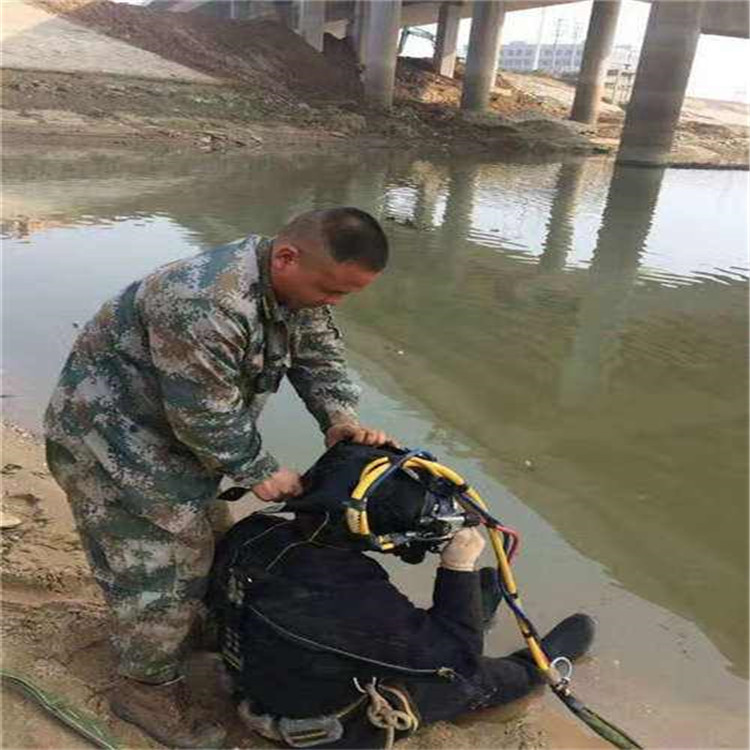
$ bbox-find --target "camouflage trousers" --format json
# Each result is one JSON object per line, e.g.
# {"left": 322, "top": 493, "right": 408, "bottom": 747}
{"left": 45, "top": 439, "right": 234, "bottom": 684}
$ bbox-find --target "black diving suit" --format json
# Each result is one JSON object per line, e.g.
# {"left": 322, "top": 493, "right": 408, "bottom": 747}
{"left": 208, "top": 445, "right": 545, "bottom": 748}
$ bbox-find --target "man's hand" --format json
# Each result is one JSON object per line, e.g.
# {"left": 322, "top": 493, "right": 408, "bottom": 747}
{"left": 251, "top": 467, "right": 303, "bottom": 502}
{"left": 325, "top": 422, "right": 398, "bottom": 449}
{"left": 440, "top": 527, "right": 486, "bottom": 572}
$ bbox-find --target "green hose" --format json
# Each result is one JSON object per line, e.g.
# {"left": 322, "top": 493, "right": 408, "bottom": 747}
{"left": 555, "top": 687, "right": 644, "bottom": 749}
{"left": 0, "top": 669, "right": 122, "bottom": 750}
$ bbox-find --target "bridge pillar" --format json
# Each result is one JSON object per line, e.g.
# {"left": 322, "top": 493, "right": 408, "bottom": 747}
{"left": 433, "top": 2, "right": 461, "bottom": 78}
{"left": 617, "top": 1, "right": 704, "bottom": 166}
{"left": 570, "top": 0, "right": 622, "bottom": 124}
{"left": 347, "top": 1, "right": 369, "bottom": 65}
{"left": 363, "top": 0, "right": 402, "bottom": 109}
{"left": 298, "top": 0, "right": 325, "bottom": 52}
{"left": 461, "top": 0, "right": 506, "bottom": 112}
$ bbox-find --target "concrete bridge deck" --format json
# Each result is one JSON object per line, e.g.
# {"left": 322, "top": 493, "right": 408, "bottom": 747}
{"left": 153, "top": 0, "right": 749, "bottom": 39}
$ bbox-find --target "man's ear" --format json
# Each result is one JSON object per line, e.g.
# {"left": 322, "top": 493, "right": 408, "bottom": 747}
{"left": 271, "top": 243, "right": 301, "bottom": 270}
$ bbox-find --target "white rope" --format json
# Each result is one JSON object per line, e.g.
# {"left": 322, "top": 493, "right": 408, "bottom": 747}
{"left": 362, "top": 682, "right": 419, "bottom": 750}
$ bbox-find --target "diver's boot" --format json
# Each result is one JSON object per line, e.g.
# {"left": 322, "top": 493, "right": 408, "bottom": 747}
{"left": 513, "top": 613, "right": 596, "bottom": 666}
{"left": 479, "top": 567, "right": 503, "bottom": 630}
{"left": 110, "top": 675, "right": 226, "bottom": 748}
{"left": 540, "top": 613, "right": 595, "bottom": 662}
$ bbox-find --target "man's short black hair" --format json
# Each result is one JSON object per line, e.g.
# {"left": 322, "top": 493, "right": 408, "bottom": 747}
{"left": 320, "top": 207, "right": 389, "bottom": 272}
{"left": 282, "top": 207, "right": 389, "bottom": 272}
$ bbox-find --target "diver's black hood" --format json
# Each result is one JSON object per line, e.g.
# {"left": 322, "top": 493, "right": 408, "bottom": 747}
{"left": 281, "top": 442, "right": 434, "bottom": 562}
{"left": 293, "top": 442, "right": 430, "bottom": 535}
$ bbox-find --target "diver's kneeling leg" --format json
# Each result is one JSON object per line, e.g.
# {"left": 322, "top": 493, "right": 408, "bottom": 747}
{"left": 475, "top": 655, "right": 545, "bottom": 707}
{"left": 479, "top": 612, "right": 597, "bottom": 709}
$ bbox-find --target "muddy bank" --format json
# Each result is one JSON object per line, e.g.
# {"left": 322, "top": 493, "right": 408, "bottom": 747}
{"left": 5, "top": 63, "right": 746, "bottom": 167}
{"left": 3, "top": 422, "right": 603, "bottom": 749}
{"left": 0, "top": 65, "right": 611, "bottom": 159}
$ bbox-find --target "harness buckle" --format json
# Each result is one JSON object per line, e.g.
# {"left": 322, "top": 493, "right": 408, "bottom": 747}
{"left": 277, "top": 716, "right": 344, "bottom": 748}
{"left": 237, "top": 700, "right": 345, "bottom": 748}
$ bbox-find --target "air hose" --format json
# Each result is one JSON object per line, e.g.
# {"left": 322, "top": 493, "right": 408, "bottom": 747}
{"left": 351, "top": 454, "right": 644, "bottom": 750}
{"left": 0, "top": 669, "right": 122, "bottom": 750}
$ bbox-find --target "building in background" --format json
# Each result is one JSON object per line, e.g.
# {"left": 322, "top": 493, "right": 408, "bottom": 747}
{"left": 499, "top": 41, "right": 637, "bottom": 75}
{"left": 497, "top": 41, "right": 637, "bottom": 106}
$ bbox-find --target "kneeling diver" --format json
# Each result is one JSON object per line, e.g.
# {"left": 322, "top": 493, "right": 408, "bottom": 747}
{"left": 209, "top": 443, "right": 595, "bottom": 749}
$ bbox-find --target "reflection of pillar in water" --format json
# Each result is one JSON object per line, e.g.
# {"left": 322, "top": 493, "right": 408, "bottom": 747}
{"left": 440, "top": 162, "right": 480, "bottom": 288}
{"left": 559, "top": 165, "right": 665, "bottom": 407}
{"left": 411, "top": 161, "right": 443, "bottom": 229}
{"left": 443, "top": 163, "right": 478, "bottom": 240}
{"left": 539, "top": 160, "right": 586, "bottom": 274}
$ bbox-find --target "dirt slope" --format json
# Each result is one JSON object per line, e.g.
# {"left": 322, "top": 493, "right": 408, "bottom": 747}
{"left": 1, "top": 0, "right": 217, "bottom": 82}
{"left": 32, "top": 0, "right": 362, "bottom": 106}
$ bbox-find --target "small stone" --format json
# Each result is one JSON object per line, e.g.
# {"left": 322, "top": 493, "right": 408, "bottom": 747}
{"left": 1, "top": 513, "right": 23, "bottom": 530}
{"left": 523, "top": 459, "right": 535, "bottom": 471}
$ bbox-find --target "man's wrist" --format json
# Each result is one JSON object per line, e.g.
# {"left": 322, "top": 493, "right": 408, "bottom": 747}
{"left": 439, "top": 562, "right": 478, "bottom": 573}
{"left": 322, "top": 411, "right": 359, "bottom": 433}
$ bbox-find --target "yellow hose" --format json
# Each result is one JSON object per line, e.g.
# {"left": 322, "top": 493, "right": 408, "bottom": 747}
{"left": 349, "top": 454, "right": 642, "bottom": 748}
{"left": 350, "top": 456, "right": 553, "bottom": 676}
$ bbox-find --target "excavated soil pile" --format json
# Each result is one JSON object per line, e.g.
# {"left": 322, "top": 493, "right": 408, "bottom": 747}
{"left": 30, "top": 1, "right": 541, "bottom": 116}
{"left": 394, "top": 57, "right": 557, "bottom": 117}
{"left": 33, "top": 0, "right": 362, "bottom": 106}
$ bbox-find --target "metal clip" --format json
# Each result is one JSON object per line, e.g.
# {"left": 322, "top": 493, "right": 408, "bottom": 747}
{"left": 549, "top": 656, "right": 573, "bottom": 687}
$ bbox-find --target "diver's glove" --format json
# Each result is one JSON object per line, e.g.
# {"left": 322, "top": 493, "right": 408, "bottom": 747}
{"left": 440, "top": 527, "right": 485, "bottom": 572}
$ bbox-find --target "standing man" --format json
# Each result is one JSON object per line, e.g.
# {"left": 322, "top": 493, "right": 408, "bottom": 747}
{"left": 44, "top": 208, "right": 393, "bottom": 747}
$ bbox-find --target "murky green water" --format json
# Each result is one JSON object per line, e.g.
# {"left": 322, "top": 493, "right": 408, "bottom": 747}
{"left": 2, "top": 146, "right": 748, "bottom": 747}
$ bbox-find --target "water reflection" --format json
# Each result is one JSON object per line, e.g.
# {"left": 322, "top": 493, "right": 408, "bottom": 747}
{"left": 2, "top": 146, "right": 748, "bottom": 740}
{"left": 559, "top": 165, "right": 665, "bottom": 406}
{"left": 539, "top": 161, "right": 586, "bottom": 274}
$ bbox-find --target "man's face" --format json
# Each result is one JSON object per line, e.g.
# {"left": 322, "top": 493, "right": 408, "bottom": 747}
{"left": 270, "top": 242, "right": 380, "bottom": 309}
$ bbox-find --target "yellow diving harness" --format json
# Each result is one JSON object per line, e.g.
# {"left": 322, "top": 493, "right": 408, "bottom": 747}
{"left": 346, "top": 449, "right": 644, "bottom": 750}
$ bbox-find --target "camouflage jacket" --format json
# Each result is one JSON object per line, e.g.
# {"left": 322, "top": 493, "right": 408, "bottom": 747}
{"left": 44, "top": 235, "right": 360, "bottom": 532}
